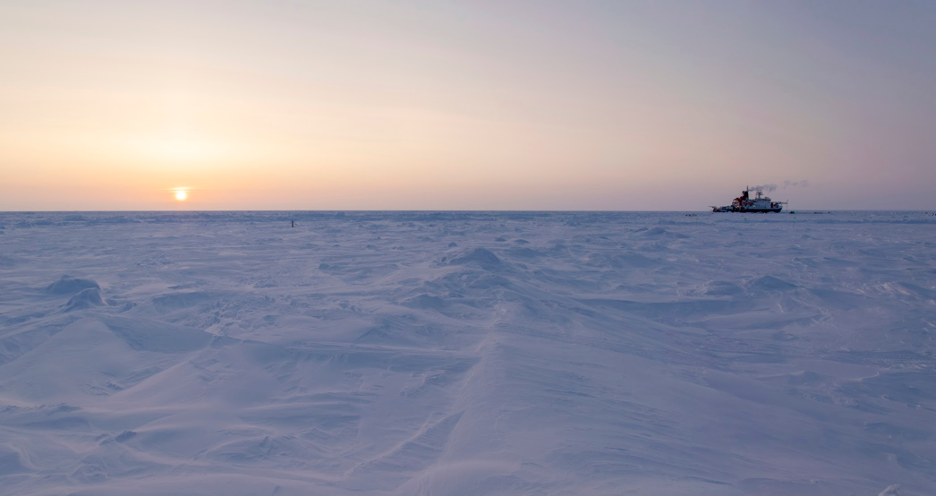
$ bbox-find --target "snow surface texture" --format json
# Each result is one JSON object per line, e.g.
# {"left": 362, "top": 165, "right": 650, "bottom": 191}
{"left": 0, "top": 211, "right": 935, "bottom": 496}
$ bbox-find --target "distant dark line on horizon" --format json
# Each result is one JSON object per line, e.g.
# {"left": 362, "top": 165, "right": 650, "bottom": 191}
{"left": 0, "top": 209, "right": 927, "bottom": 214}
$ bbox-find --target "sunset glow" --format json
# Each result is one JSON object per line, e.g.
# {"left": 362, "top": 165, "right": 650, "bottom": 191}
{"left": 1, "top": 2, "right": 934, "bottom": 210}
{"left": 174, "top": 189, "right": 188, "bottom": 201}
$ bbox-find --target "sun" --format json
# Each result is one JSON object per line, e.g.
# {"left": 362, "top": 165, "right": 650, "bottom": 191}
{"left": 171, "top": 188, "right": 190, "bottom": 201}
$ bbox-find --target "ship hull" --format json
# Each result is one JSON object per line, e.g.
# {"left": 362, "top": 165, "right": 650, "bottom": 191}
{"left": 738, "top": 206, "right": 782, "bottom": 213}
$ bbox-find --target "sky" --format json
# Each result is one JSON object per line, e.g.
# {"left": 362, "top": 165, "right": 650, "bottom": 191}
{"left": 1, "top": 1, "right": 935, "bottom": 210}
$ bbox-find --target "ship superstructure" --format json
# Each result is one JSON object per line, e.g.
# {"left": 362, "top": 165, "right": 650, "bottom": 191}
{"left": 712, "top": 187, "right": 785, "bottom": 213}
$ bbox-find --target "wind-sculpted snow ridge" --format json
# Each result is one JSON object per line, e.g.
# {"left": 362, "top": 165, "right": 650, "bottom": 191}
{"left": 0, "top": 211, "right": 935, "bottom": 495}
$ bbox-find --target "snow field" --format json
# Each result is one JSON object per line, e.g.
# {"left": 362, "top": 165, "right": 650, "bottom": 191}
{"left": 0, "top": 211, "right": 935, "bottom": 495}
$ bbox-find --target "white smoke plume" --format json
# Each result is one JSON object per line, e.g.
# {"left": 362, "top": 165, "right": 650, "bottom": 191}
{"left": 753, "top": 184, "right": 778, "bottom": 192}
{"left": 752, "top": 180, "right": 809, "bottom": 193}
{"left": 782, "top": 180, "right": 809, "bottom": 189}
